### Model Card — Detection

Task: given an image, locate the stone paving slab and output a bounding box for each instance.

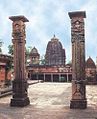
[0,83,97,119]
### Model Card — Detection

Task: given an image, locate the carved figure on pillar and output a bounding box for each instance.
[9,16,30,107]
[68,11,87,109]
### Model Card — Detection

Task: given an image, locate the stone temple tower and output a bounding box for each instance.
[68,11,87,109]
[45,35,66,66]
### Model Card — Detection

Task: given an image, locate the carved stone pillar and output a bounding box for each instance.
[9,16,30,107]
[68,11,87,109]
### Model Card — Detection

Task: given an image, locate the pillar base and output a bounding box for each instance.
[10,79,30,107]
[70,99,87,109]
[10,97,30,107]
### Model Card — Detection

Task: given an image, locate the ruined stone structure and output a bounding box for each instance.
[45,35,66,66]
[0,54,13,88]
[69,11,87,109]
[9,16,30,107]
[86,57,97,84]
[29,47,40,65]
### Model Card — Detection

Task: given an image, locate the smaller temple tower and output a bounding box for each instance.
[86,57,97,84]
[29,47,40,65]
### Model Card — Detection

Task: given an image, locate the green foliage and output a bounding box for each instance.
[6,60,13,72]
[40,55,45,65]
[0,48,2,53]
[0,39,3,54]
[25,46,32,63]
[26,46,32,53]
[8,45,14,55]
[67,60,72,64]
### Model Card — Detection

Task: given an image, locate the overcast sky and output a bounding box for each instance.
[0,0,97,63]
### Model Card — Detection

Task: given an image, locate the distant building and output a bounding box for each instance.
[27,36,71,82]
[29,47,40,65]
[85,57,97,84]
[27,36,97,84]
[45,35,66,66]
[0,54,13,87]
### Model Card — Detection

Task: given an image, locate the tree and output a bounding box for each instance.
[25,46,32,64]
[40,55,45,65]
[8,45,14,55]
[0,39,3,54]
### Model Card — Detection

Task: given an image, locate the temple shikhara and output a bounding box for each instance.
[45,35,66,66]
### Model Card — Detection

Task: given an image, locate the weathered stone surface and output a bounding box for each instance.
[68,11,87,109]
[45,35,66,66]
[29,47,40,65]
[9,16,30,107]
[0,83,97,119]
[85,57,97,84]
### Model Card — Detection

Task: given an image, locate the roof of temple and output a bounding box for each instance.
[46,35,63,51]
[86,57,96,68]
[45,35,66,66]
[30,47,40,56]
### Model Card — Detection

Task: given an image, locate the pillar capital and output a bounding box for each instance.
[9,16,29,39]
[68,11,86,19]
[9,15,29,22]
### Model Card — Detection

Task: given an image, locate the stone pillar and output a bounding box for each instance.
[9,16,30,107]
[51,74,53,82]
[67,73,69,82]
[59,74,61,82]
[68,11,87,109]
[44,73,45,82]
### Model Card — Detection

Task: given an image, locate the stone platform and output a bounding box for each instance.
[0,83,97,119]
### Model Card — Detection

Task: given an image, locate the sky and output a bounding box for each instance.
[0,0,97,63]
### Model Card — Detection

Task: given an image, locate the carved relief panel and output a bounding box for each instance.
[12,21,25,39]
[71,18,84,38]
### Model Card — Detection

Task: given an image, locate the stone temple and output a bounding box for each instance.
[45,35,66,66]
[29,47,40,65]
[27,35,70,82]
[27,35,97,83]
[85,57,97,84]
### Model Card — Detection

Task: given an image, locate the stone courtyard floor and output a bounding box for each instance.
[0,82,97,119]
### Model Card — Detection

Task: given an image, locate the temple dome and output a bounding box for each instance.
[45,35,66,66]
[29,47,40,65]
[50,35,62,47]
[86,57,96,68]
[51,34,59,41]
[30,47,39,56]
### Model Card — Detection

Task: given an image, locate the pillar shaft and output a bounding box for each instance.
[9,16,30,107]
[68,11,87,109]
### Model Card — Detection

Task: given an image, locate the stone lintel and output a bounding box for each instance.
[9,15,29,22]
[68,11,86,19]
